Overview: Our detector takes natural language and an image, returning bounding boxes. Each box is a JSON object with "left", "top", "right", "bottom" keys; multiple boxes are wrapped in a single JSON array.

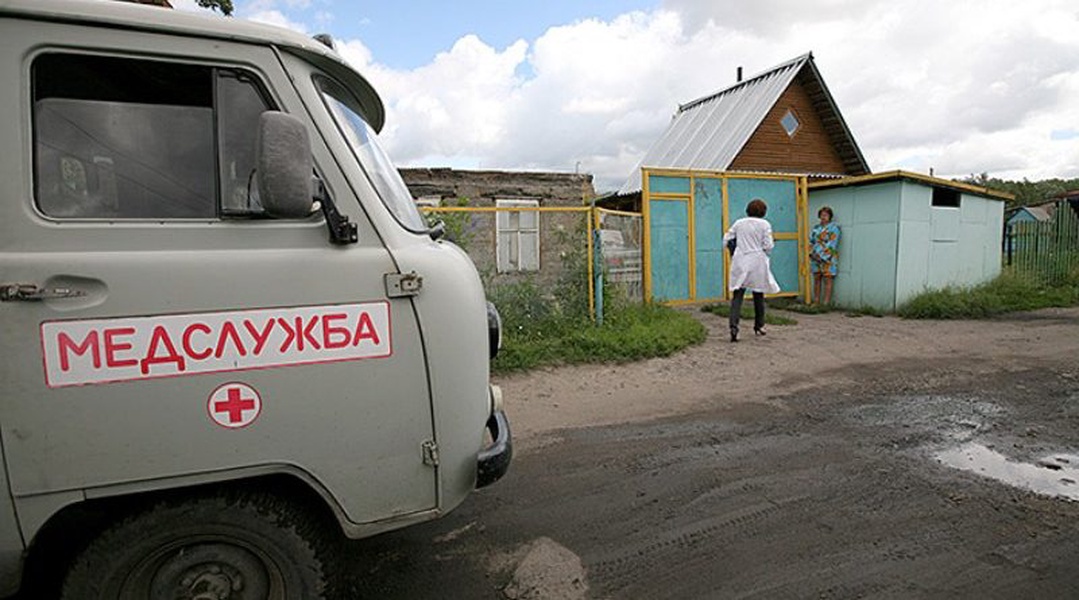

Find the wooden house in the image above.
[
  {"left": 612, "top": 53, "right": 868, "bottom": 303},
  {"left": 617, "top": 52, "right": 869, "bottom": 197}
]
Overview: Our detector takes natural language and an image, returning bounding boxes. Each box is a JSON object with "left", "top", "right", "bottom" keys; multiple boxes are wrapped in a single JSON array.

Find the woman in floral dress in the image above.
[{"left": 809, "top": 206, "right": 840, "bottom": 305}]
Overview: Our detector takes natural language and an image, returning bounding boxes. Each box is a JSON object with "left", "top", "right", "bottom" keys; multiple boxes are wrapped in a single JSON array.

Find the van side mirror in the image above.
[{"left": 256, "top": 111, "right": 315, "bottom": 219}]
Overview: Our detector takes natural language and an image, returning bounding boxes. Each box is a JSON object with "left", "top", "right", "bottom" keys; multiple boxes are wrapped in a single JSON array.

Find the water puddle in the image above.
[{"left": 936, "top": 443, "right": 1079, "bottom": 501}]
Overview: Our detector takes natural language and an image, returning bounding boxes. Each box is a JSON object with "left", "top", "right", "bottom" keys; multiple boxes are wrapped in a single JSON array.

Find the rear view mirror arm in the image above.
[{"left": 314, "top": 178, "right": 357, "bottom": 245}]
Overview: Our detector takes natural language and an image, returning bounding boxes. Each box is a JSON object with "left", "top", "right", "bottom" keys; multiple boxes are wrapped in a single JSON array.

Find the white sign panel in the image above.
[
  {"left": 208, "top": 382, "right": 263, "bottom": 429},
  {"left": 41, "top": 302, "right": 391, "bottom": 387}
]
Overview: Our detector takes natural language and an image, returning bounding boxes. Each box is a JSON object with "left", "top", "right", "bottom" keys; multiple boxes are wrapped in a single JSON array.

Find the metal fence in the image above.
[
  {"left": 421, "top": 204, "right": 643, "bottom": 321},
  {"left": 1004, "top": 204, "right": 1079, "bottom": 285}
]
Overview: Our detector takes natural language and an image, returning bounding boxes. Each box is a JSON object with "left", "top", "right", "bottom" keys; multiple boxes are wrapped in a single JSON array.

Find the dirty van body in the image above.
[{"left": 0, "top": 0, "right": 511, "bottom": 597}]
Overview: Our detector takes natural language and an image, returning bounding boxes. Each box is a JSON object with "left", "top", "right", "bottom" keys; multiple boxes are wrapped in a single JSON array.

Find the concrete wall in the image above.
[
  {"left": 400, "top": 168, "right": 594, "bottom": 206},
  {"left": 400, "top": 168, "right": 597, "bottom": 289}
]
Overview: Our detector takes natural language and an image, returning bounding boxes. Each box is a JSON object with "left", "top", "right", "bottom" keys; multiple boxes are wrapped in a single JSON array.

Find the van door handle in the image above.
[{"left": 1, "top": 283, "right": 87, "bottom": 302}]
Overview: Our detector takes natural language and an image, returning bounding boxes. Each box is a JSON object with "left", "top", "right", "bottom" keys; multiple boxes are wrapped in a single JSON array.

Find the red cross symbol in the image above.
[{"left": 207, "top": 382, "right": 262, "bottom": 429}]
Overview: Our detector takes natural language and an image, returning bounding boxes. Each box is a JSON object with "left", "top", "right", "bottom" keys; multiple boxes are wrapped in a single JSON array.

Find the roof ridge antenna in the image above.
[{"left": 678, "top": 51, "right": 813, "bottom": 114}]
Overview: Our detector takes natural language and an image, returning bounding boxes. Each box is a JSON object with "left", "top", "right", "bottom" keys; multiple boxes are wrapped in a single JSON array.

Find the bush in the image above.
[
  {"left": 492, "top": 303, "right": 706, "bottom": 373},
  {"left": 486, "top": 216, "right": 705, "bottom": 373}
]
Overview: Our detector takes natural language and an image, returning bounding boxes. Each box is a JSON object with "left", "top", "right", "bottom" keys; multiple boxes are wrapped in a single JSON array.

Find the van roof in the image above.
[{"left": 0, "top": 0, "right": 386, "bottom": 131}]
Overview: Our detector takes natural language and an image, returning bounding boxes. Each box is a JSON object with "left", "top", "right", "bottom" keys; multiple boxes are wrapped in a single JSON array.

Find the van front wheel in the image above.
[{"left": 61, "top": 492, "right": 329, "bottom": 600}]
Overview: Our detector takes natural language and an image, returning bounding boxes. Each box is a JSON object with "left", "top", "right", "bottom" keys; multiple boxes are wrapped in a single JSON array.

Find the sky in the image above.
[{"left": 172, "top": 0, "right": 1079, "bottom": 193}]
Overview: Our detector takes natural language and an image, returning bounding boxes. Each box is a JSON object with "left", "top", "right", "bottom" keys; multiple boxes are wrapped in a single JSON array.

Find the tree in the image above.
[
  {"left": 195, "top": 0, "right": 233, "bottom": 15},
  {"left": 959, "top": 173, "right": 1079, "bottom": 209},
  {"left": 116, "top": 0, "right": 233, "bottom": 16}
]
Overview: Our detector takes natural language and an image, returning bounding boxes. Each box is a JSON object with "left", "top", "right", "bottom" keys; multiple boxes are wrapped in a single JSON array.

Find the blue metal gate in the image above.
[{"left": 643, "top": 169, "right": 806, "bottom": 303}]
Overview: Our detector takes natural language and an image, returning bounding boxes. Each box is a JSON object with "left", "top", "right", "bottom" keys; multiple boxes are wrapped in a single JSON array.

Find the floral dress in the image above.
[{"left": 809, "top": 222, "right": 840, "bottom": 277}]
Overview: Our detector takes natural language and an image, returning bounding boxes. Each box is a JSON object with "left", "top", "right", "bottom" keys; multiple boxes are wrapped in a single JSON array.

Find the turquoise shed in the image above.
[{"left": 808, "top": 171, "right": 1010, "bottom": 311}]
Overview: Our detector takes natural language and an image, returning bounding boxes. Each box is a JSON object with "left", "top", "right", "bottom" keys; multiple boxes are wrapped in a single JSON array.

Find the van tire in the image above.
[{"left": 60, "top": 492, "right": 329, "bottom": 600}]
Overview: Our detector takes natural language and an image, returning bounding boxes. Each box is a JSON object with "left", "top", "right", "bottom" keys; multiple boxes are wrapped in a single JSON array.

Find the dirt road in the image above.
[
  {"left": 498, "top": 306, "right": 1079, "bottom": 446},
  {"left": 342, "top": 307, "right": 1079, "bottom": 598}
]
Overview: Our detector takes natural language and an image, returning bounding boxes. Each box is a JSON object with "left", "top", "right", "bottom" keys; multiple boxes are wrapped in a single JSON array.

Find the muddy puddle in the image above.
[{"left": 936, "top": 442, "right": 1079, "bottom": 501}]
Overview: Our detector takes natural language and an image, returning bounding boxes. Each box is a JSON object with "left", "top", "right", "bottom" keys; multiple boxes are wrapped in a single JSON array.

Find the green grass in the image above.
[
  {"left": 492, "top": 303, "right": 707, "bottom": 373},
  {"left": 765, "top": 298, "right": 834, "bottom": 315},
  {"left": 897, "top": 270, "right": 1079, "bottom": 319},
  {"left": 700, "top": 303, "right": 798, "bottom": 325},
  {"left": 490, "top": 267, "right": 1079, "bottom": 373}
]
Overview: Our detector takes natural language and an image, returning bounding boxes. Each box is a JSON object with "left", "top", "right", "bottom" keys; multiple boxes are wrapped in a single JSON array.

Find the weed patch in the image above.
[
  {"left": 492, "top": 304, "right": 706, "bottom": 373},
  {"left": 898, "top": 271, "right": 1079, "bottom": 319}
]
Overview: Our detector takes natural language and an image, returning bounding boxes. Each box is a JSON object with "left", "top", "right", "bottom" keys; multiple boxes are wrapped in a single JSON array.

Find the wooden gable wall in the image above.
[{"left": 729, "top": 73, "right": 849, "bottom": 175}]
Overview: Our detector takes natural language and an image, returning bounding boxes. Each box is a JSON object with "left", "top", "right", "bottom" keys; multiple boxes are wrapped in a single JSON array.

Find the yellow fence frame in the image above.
[{"left": 421, "top": 205, "right": 644, "bottom": 320}]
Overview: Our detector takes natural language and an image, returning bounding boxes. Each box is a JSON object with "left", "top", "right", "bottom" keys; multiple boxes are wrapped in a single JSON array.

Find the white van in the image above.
[{"left": 0, "top": 1, "right": 511, "bottom": 596}]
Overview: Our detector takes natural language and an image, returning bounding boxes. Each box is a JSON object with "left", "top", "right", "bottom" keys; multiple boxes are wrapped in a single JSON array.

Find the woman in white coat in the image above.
[{"left": 723, "top": 198, "right": 780, "bottom": 342}]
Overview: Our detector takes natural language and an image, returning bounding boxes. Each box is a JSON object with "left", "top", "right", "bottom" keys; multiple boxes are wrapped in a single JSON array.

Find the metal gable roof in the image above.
[
  {"left": 619, "top": 52, "right": 868, "bottom": 194},
  {"left": 1024, "top": 206, "right": 1052, "bottom": 221}
]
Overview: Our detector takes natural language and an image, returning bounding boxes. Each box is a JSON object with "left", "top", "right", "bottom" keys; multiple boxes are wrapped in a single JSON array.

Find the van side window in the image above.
[
  {"left": 218, "top": 71, "right": 273, "bottom": 215},
  {"left": 32, "top": 54, "right": 273, "bottom": 219}
]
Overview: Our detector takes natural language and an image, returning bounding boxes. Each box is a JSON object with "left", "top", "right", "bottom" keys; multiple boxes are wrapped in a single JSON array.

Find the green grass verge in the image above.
[
  {"left": 897, "top": 271, "right": 1079, "bottom": 319},
  {"left": 492, "top": 303, "right": 707, "bottom": 373},
  {"left": 765, "top": 298, "right": 833, "bottom": 315},
  {"left": 700, "top": 303, "right": 798, "bottom": 325}
]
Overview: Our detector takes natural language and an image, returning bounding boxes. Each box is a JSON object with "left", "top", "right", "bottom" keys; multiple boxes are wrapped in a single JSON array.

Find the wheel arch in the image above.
[{"left": 20, "top": 470, "right": 342, "bottom": 597}]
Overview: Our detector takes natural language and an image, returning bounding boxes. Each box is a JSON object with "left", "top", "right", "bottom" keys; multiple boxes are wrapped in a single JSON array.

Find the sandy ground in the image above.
[{"left": 495, "top": 305, "right": 1079, "bottom": 447}]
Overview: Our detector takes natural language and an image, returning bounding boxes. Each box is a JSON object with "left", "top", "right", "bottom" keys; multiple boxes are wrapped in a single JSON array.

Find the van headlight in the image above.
[{"left": 486, "top": 301, "right": 502, "bottom": 360}]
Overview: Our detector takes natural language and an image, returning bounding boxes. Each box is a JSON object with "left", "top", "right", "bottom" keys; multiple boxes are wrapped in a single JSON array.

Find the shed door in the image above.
[
  {"left": 649, "top": 199, "right": 690, "bottom": 302},
  {"left": 693, "top": 177, "right": 726, "bottom": 301}
]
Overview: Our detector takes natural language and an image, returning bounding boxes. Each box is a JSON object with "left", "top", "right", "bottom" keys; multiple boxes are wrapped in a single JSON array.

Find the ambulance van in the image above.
[{"left": 0, "top": 0, "right": 511, "bottom": 596}]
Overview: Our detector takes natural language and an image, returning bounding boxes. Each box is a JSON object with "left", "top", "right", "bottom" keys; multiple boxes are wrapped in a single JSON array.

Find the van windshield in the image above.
[{"left": 316, "top": 77, "right": 427, "bottom": 233}]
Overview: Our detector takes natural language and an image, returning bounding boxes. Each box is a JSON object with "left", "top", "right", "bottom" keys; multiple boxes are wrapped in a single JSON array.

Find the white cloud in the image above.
[
  {"left": 235, "top": 0, "right": 1079, "bottom": 191},
  {"left": 167, "top": 0, "right": 201, "bottom": 12},
  {"left": 243, "top": 9, "right": 309, "bottom": 33},
  {"left": 357, "top": 35, "right": 530, "bottom": 165}
]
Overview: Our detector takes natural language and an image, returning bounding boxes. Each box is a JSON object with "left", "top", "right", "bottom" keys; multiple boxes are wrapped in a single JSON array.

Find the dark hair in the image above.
[
  {"left": 818, "top": 206, "right": 834, "bottom": 219},
  {"left": 746, "top": 198, "right": 767, "bottom": 218}
]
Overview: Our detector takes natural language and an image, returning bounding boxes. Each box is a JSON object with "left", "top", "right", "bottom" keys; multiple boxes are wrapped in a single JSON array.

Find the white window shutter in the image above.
[
  {"left": 497, "top": 231, "right": 513, "bottom": 273},
  {"left": 520, "top": 231, "right": 539, "bottom": 271},
  {"left": 519, "top": 209, "right": 537, "bottom": 229},
  {"left": 494, "top": 198, "right": 540, "bottom": 272}
]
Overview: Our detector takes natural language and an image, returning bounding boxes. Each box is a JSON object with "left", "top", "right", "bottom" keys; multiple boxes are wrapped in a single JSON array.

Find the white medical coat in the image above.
[{"left": 724, "top": 216, "right": 781, "bottom": 293}]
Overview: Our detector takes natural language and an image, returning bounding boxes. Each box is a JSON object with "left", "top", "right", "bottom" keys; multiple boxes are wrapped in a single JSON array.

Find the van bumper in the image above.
[{"left": 476, "top": 409, "right": 512, "bottom": 488}]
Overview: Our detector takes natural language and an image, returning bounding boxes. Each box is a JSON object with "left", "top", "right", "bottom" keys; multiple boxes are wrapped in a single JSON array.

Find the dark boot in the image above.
[
  {"left": 751, "top": 291, "right": 766, "bottom": 336},
  {"left": 729, "top": 288, "right": 746, "bottom": 343}
]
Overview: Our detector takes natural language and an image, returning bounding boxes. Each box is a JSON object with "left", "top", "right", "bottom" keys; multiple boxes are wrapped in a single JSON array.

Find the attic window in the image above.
[
  {"left": 780, "top": 109, "right": 800, "bottom": 137},
  {"left": 932, "top": 187, "right": 961, "bottom": 208}
]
